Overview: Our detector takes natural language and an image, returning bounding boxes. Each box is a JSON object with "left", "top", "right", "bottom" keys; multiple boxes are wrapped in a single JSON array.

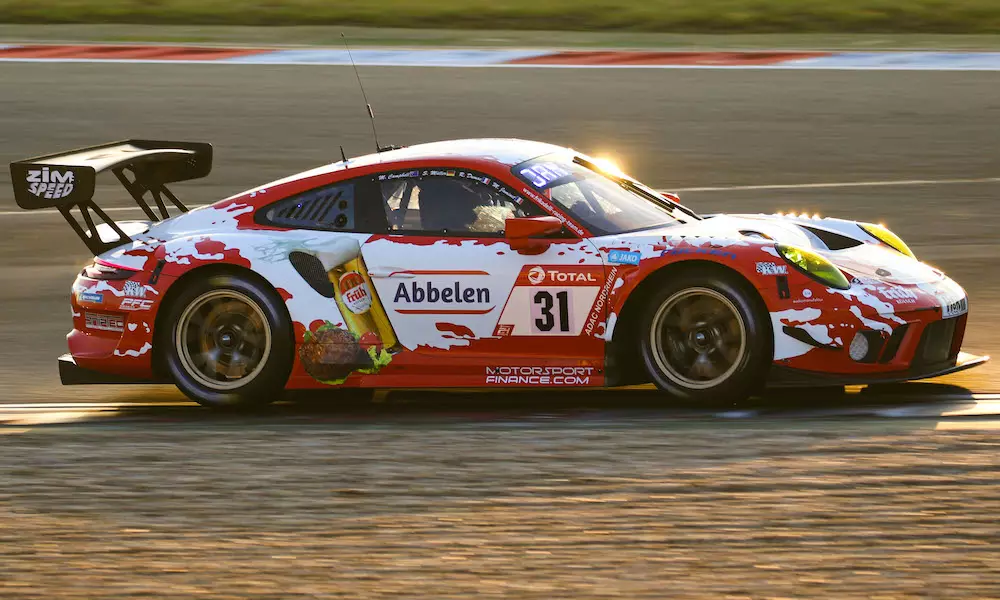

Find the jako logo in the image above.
[
  {"left": 394, "top": 281, "right": 490, "bottom": 304},
  {"left": 607, "top": 250, "right": 641, "bottom": 266},
  {"left": 26, "top": 167, "right": 74, "bottom": 199},
  {"left": 527, "top": 266, "right": 546, "bottom": 285}
]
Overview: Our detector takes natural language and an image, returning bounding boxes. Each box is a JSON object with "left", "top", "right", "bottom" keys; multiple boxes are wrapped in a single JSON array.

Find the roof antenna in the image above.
[{"left": 342, "top": 33, "right": 382, "bottom": 153}]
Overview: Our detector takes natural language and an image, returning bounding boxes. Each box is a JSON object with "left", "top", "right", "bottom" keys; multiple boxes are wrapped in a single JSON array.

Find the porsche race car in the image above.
[{"left": 10, "top": 138, "right": 988, "bottom": 407}]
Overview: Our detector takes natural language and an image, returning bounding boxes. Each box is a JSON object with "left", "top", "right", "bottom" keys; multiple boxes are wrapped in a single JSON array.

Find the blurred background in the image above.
[{"left": 1, "top": 2, "right": 999, "bottom": 597}]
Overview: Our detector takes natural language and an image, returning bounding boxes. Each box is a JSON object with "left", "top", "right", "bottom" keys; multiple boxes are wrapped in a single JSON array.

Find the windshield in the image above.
[{"left": 512, "top": 153, "right": 693, "bottom": 236}]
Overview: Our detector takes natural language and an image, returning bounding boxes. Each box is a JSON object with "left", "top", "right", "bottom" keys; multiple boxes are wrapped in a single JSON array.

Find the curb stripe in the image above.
[{"left": 2, "top": 44, "right": 1000, "bottom": 70}]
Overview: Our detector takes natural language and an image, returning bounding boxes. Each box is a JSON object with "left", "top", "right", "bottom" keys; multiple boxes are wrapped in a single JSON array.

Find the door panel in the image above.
[{"left": 360, "top": 235, "right": 609, "bottom": 385}]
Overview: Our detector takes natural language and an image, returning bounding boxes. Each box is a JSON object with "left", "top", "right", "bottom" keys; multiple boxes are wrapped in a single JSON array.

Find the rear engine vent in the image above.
[{"left": 801, "top": 226, "right": 863, "bottom": 251}]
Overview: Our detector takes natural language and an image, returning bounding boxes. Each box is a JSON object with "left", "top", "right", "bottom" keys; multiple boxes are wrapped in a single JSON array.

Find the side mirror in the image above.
[{"left": 505, "top": 216, "right": 563, "bottom": 254}]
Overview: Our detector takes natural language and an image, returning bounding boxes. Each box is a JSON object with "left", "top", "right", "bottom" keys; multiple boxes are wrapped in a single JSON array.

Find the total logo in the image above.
[
  {"left": 26, "top": 167, "right": 74, "bottom": 199},
  {"left": 526, "top": 266, "right": 599, "bottom": 285}
]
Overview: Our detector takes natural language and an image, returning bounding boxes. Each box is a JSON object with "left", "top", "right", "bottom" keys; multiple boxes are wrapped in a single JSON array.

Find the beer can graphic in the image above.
[{"left": 314, "top": 238, "right": 401, "bottom": 353}]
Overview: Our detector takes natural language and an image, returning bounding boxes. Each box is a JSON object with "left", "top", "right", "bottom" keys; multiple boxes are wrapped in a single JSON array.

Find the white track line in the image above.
[
  {"left": 672, "top": 176, "right": 1000, "bottom": 193},
  {"left": 0, "top": 206, "right": 150, "bottom": 217},
  {"left": 2, "top": 175, "right": 998, "bottom": 218}
]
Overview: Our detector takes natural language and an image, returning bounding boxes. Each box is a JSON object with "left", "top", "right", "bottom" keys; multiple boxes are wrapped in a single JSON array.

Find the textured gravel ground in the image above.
[{"left": 1, "top": 416, "right": 999, "bottom": 598}]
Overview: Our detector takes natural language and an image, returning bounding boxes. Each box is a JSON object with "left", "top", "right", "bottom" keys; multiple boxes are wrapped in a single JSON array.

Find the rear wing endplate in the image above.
[{"left": 9, "top": 140, "right": 212, "bottom": 255}]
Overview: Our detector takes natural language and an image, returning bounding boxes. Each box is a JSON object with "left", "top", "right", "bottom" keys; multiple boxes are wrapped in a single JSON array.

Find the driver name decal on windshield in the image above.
[{"left": 519, "top": 162, "right": 572, "bottom": 190}]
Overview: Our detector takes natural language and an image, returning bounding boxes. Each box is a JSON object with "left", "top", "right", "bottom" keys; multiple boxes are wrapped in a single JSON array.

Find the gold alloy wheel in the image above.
[
  {"left": 649, "top": 287, "right": 747, "bottom": 390},
  {"left": 175, "top": 289, "right": 272, "bottom": 391}
]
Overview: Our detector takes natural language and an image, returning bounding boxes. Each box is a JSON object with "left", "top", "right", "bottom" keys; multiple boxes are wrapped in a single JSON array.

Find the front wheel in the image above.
[
  {"left": 164, "top": 272, "right": 294, "bottom": 408},
  {"left": 639, "top": 271, "right": 772, "bottom": 406}
]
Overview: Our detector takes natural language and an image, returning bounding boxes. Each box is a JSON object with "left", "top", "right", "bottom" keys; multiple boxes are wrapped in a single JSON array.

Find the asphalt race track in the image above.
[
  {"left": 0, "top": 63, "right": 999, "bottom": 596},
  {"left": 0, "top": 63, "right": 998, "bottom": 402}
]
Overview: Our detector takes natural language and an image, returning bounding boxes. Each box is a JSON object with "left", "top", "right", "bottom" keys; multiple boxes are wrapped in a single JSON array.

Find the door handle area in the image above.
[{"left": 368, "top": 269, "right": 415, "bottom": 279}]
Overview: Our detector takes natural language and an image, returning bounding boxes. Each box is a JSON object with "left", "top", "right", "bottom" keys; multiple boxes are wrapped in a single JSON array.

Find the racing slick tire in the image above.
[
  {"left": 639, "top": 270, "right": 771, "bottom": 406},
  {"left": 164, "top": 272, "right": 294, "bottom": 408}
]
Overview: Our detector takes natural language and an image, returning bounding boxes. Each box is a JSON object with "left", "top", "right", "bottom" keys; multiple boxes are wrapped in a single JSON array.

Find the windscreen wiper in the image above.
[{"left": 572, "top": 156, "right": 699, "bottom": 222}]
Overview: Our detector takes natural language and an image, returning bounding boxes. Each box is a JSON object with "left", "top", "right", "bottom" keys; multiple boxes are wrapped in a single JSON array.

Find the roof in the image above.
[
  {"left": 230, "top": 138, "right": 567, "bottom": 202},
  {"left": 367, "top": 138, "right": 565, "bottom": 167}
]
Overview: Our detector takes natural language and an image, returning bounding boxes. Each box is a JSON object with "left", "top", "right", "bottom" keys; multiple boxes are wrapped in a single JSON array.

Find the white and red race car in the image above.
[{"left": 10, "top": 138, "right": 987, "bottom": 407}]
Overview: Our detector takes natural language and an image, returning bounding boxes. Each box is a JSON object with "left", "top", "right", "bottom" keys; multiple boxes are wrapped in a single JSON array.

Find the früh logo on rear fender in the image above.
[{"left": 26, "top": 167, "right": 74, "bottom": 199}]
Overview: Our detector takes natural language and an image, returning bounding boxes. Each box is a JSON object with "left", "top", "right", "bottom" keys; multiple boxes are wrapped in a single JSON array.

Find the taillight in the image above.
[{"left": 82, "top": 259, "right": 141, "bottom": 280}]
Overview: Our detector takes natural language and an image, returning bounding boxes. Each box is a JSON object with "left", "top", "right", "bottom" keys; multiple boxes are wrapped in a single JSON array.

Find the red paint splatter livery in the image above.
[{"left": 47, "top": 139, "right": 984, "bottom": 393}]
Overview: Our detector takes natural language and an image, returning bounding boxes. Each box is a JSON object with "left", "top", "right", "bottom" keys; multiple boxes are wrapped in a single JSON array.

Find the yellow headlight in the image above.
[
  {"left": 861, "top": 223, "right": 915, "bottom": 259},
  {"left": 776, "top": 244, "right": 851, "bottom": 290}
]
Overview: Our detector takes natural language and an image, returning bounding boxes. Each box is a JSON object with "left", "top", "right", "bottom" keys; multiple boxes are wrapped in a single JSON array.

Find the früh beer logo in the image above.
[
  {"left": 26, "top": 167, "right": 74, "bottom": 199},
  {"left": 338, "top": 271, "right": 373, "bottom": 315}
]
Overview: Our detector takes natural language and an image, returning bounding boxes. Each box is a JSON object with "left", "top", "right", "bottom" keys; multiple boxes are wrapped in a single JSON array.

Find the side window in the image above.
[
  {"left": 378, "top": 169, "right": 538, "bottom": 235},
  {"left": 259, "top": 182, "right": 355, "bottom": 231}
]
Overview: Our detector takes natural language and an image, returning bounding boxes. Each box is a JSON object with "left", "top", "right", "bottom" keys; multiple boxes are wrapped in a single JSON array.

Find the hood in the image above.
[{"left": 607, "top": 213, "right": 944, "bottom": 286}]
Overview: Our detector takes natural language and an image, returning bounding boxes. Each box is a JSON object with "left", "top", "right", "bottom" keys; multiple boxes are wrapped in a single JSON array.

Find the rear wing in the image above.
[{"left": 10, "top": 140, "right": 212, "bottom": 255}]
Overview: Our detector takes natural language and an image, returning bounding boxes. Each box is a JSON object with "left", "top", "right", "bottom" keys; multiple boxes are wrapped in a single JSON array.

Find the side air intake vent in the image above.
[
  {"left": 801, "top": 226, "right": 863, "bottom": 251},
  {"left": 739, "top": 230, "right": 773, "bottom": 240}
]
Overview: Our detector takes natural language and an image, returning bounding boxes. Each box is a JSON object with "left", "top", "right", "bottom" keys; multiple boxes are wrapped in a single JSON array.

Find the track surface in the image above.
[
  {"left": 0, "top": 63, "right": 997, "bottom": 402},
  {"left": 1, "top": 63, "right": 999, "bottom": 597}
]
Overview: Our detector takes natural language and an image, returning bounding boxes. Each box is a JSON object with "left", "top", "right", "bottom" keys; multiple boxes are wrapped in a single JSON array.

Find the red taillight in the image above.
[{"left": 82, "top": 259, "right": 141, "bottom": 280}]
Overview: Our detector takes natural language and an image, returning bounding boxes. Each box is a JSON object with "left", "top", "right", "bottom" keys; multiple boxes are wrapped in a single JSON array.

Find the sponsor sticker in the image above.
[
  {"left": 494, "top": 324, "right": 514, "bottom": 337},
  {"left": 756, "top": 262, "right": 788, "bottom": 276},
  {"left": 944, "top": 296, "right": 968, "bottom": 318},
  {"left": 393, "top": 281, "right": 490, "bottom": 305},
  {"left": 584, "top": 266, "right": 619, "bottom": 336},
  {"left": 485, "top": 366, "right": 595, "bottom": 386},
  {"left": 877, "top": 285, "right": 918, "bottom": 304},
  {"left": 26, "top": 167, "right": 74, "bottom": 199},
  {"left": 79, "top": 291, "right": 103, "bottom": 305},
  {"left": 85, "top": 312, "right": 124, "bottom": 333},
  {"left": 661, "top": 247, "right": 737, "bottom": 261},
  {"left": 119, "top": 298, "right": 153, "bottom": 311},
  {"left": 338, "top": 271, "right": 373, "bottom": 315},
  {"left": 607, "top": 250, "right": 641, "bottom": 266},
  {"left": 123, "top": 280, "right": 147, "bottom": 298},
  {"left": 524, "top": 266, "right": 599, "bottom": 286}
]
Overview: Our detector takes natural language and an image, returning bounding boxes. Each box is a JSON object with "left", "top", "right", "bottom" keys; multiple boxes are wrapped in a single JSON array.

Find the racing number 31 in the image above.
[{"left": 533, "top": 290, "right": 570, "bottom": 332}]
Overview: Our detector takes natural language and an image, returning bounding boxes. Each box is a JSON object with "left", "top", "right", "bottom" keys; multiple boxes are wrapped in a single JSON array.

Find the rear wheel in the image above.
[
  {"left": 165, "top": 272, "right": 293, "bottom": 408},
  {"left": 640, "top": 271, "right": 771, "bottom": 406}
]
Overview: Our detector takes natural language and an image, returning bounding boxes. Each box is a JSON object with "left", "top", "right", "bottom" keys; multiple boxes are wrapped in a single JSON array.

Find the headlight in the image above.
[
  {"left": 860, "top": 223, "right": 915, "bottom": 259},
  {"left": 776, "top": 243, "right": 851, "bottom": 290}
]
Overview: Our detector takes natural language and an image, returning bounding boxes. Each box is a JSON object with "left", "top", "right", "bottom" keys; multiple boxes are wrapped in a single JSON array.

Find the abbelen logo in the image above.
[
  {"left": 527, "top": 266, "right": 546, "bottom": 285},
  {"left": 394, "top": 281, "right": 490, "bottom": 304},
  {"left": 26, "top": 167, "right": 74, "bottom": 199}
]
